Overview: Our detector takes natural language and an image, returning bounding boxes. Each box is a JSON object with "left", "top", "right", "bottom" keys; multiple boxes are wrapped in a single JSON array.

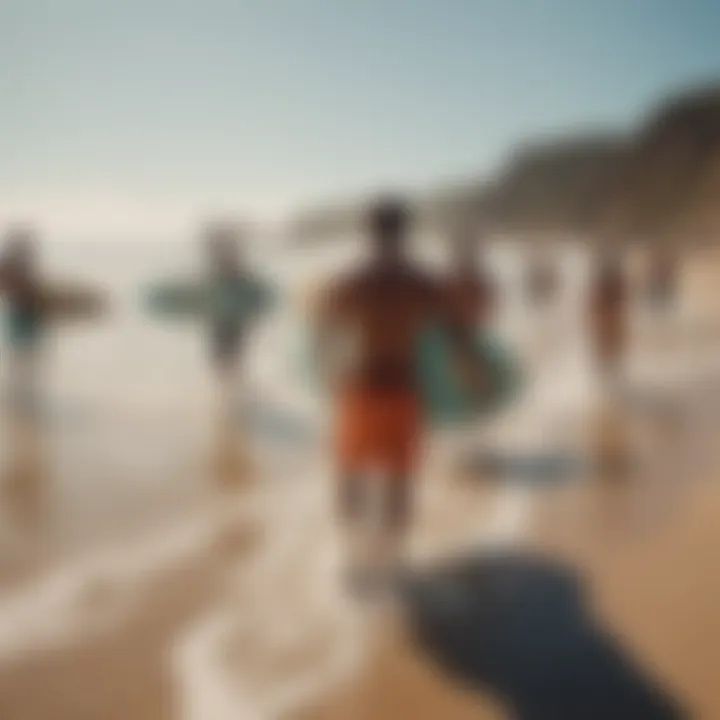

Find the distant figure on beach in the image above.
[
  {"left": 646, "top": 244, "right": 679, "bottom": 313},
  {"left": 200, "top": 223, "right": 278, "bottom": 428},
  {"left": 205, "top": 225, "right": 255, "bottom": 377},
  {"left": 588, "top": 247, "right": 630, "bottom": 474},
  {"left": 0, "top": 227, "right": 107, "bottom": 414},
  {"left": 525, "top": 243, "right": 560, "bottom": 307},
  {"left": 145, "top": 222, "right": 274, "bottom": 423},
  {"left": 0, "top": 228, "right": 45, "bottom": 411},
  {"left": 523, "top": 242, "right": 563, "bottom": 360},
  {"left": 588, "top": 247, "right": 629, "bottom": 386},
  {"left": 317, "top": 198, "right": 474, "bottom": 595}
]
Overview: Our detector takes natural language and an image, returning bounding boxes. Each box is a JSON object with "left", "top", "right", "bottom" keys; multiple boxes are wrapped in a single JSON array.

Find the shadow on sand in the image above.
[{"left": 402, "top": 552, "right": 686, "bottom": 720}]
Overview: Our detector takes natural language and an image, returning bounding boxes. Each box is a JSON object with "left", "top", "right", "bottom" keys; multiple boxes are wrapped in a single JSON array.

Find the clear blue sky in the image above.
[{"left": 1, "top": 0, "right": 719, "bottom": 237}]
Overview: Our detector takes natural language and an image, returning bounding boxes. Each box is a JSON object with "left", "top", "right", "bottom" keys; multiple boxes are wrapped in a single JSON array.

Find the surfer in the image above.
[
  {"left": 0, "top": 228, "right": 45, "bottom": 412},
  {"left": 201, "top": 222, "right": 272, "bottom": 419},
  {"left": 646, "top": 243, "right": 679, "bottom": 313},
  {"left": 525, "top": 244, "right": 560, "bottom": 307},
  {"left": 588, "top": 247, "right": 629, "bottom": 387},
  {"left": 317, "top": 197, "right": 459, "bottom": 595},
  {"left": 144, "top": 221, "right": 272, "bottom": 432},
  {"left": 205, "top": 223, "right": 249, "bottom": 374},
  {"left": 588, "top": 246, "right": 631, "bottom": 475}
]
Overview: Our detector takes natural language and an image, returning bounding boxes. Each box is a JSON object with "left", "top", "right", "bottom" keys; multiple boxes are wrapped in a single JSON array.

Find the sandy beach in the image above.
[{"left": 0, "top": 242, "right": 719, "bottom": 719}]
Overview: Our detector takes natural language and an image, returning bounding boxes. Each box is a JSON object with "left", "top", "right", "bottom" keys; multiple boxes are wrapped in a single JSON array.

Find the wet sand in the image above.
[
  {"left": 0, "top": 558, "right": 219, "bottom": 720},
  {"left": 293, "top": 249, "right": 720, "bottom": 719},
  {"left": 298, "top": 414, "right": 720, "bottom": 719}
]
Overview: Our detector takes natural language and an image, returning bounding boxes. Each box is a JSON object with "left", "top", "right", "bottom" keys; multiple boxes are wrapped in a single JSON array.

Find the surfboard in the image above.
[
  {"left": 144, "top": 277, "right": 275, "bottom": 322},
  {"left": 0, "top": 281, "right": 108, "bottom": 320},
  {"left": 1, "top": 281, "right": 109, "bottom": 348},
  {"left": 298, "top": 324, "right": 521, "bottom": 426},
  {"left": 40, "top": 282, "right": 109, "bottom": 321},
  {"left": 415, "top": 326, "right": 521, "bottom": 424}
]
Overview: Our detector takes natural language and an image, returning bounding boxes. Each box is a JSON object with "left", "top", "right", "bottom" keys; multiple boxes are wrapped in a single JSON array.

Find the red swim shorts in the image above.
[{"left": 335, "top": 388, "right": 423, "bottom": 477}]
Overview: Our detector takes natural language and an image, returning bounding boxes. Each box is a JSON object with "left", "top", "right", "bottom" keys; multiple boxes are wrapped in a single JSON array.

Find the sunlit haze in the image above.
[{"left": 2, "top": 0, "right": 720, "bottom": 238}]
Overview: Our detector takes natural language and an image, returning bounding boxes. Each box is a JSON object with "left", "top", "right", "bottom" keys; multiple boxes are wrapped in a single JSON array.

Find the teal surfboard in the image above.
[
  {"left": 4, "top": 304, "right": 44, "bottom": 348},
  {"left": 144, "top": 277, "right": 276, "bottom": 323},
  {"left": 298, "top": 324, "right": 521, "bottom": 426},
  {"left": 415, "top": 326, "right": 521, "bottom": 424}
]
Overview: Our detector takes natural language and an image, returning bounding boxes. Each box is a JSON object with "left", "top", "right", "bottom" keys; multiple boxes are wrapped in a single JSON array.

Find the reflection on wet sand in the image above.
[
  {"left": 0, "top": 405, "right": 260, "bottom": 720},
  {"left": 209, "top": 411, "right": 254, "bottom": 491},
  {"left": 0, "top": 409, "right": 50, "bottom": 593},
  {"left": 1, "top": 412, "right": 47, "bottom": 536},
  {"left": 593, "top": 398, "right": 634, "bottom": 481}
]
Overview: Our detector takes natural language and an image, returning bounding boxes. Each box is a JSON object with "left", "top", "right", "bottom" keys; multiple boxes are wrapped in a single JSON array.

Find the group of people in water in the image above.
[{"left": 0, "top": 197, "right": 680, "bottom": 597}]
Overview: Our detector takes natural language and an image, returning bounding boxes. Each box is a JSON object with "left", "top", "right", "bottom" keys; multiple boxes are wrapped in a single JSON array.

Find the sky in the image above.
[{"left": 1, "top": 0, "right": 719, "bottom": 239}]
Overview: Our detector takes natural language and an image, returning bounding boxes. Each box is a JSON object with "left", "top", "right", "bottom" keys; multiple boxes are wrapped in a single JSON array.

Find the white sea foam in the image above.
[{"left": 0, "top": 495, "right": 261, "bottom": 662}]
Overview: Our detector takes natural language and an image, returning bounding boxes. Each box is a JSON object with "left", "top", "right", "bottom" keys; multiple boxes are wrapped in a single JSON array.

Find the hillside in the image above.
[
  {"left": 603, "top": 85, "right": 720, "bottom": 241},
  {"left": 289, "top": 83, "right": 720, "bottom": 244}
]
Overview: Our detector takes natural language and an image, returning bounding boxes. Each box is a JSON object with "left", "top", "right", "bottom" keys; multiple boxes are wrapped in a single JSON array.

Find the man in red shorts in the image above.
[
  {"left": 317, "top": 198, "right": 457, "bottom": 595},
  {"left": 588, "top": 247, "right": 629, "bottom": 388}
]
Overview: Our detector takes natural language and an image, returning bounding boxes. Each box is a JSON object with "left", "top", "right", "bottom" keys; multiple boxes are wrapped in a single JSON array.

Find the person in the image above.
[
  {"left": 0, "top": 228, "right": 45, "bottom": 413},
  {"left": 588, "top": 247, "right": 629, "bottom": 385},
  {"left": 317, "top": 197, "right": 458, "bottom": 596},
  {"left": 587, "top": 246, "right": 630, "bottom": 476},
  {"left": 202, "top": 222, "right": 272, "bottom": 421},
  {"left": 205, "top": 223, "right": 246, "bottom": 372},
  {"left": 646, "top": 243, "right": 679, "bottom": 313},
  {"left": 525, "top": 243, "right": 559, "bottom": 307}
]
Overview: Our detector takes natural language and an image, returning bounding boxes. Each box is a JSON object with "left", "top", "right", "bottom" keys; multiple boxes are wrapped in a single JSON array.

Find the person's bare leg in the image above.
[
  {"left": 215, "top": 361, "right": 234, "bottom": 419},
  {"left": 338, "top": 471, "right": 372, "bottom": 595},
  {"left": 375, "top": 474, "right": 412, "bottom": 591},
  {"left": 9, "top": 346, "right": 39, "bottom": 417}
]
